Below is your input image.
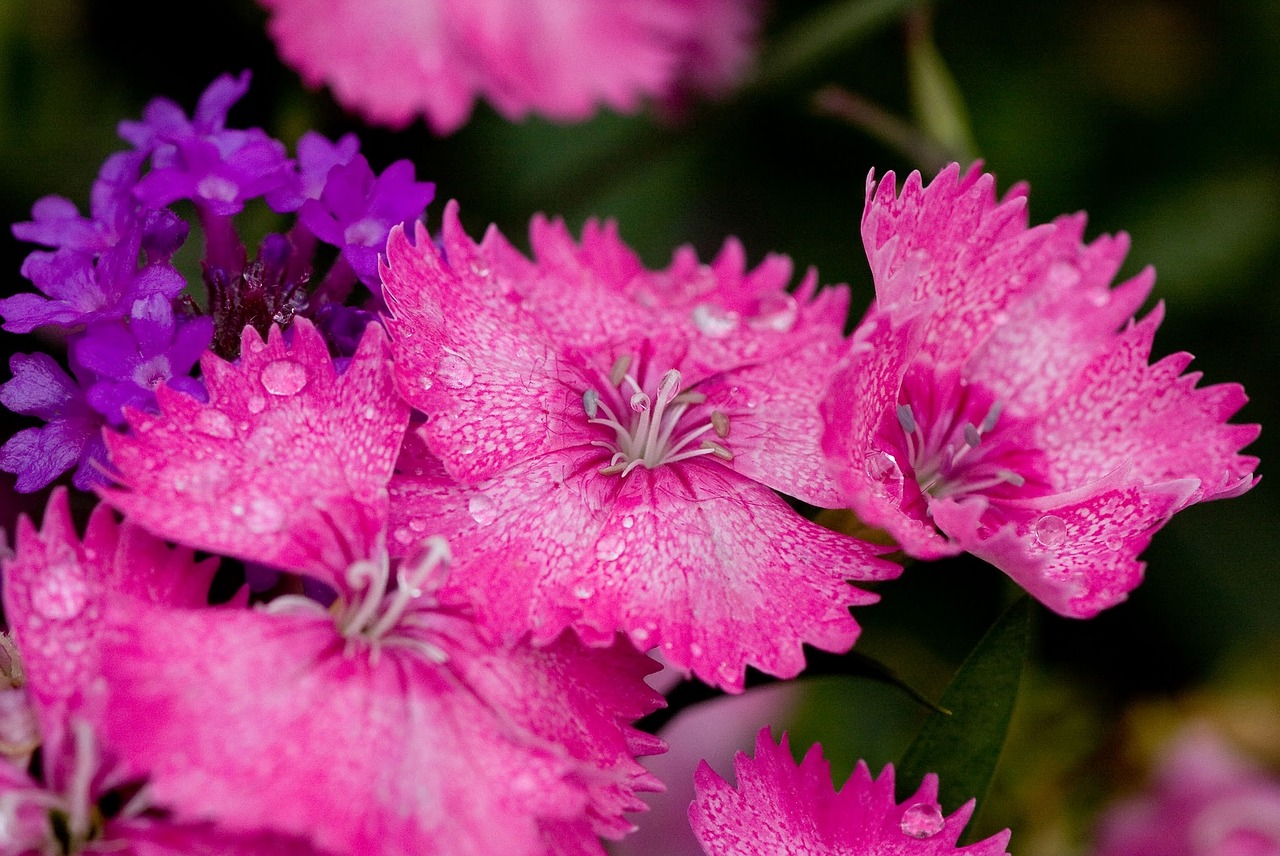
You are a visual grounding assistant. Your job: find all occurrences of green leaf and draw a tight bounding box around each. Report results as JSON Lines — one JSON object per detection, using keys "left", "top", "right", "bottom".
{"left": 896, "top": 597, "right": 1031, "bottom": 820}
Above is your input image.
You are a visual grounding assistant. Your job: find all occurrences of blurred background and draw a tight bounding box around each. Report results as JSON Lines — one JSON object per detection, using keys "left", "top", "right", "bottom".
{"left": 0, "top": 1, "right": 1276, "bottom": 853}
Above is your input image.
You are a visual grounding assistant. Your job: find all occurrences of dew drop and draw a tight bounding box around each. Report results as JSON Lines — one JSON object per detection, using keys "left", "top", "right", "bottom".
{"left": 747, "top": 293, "right": 799, "bottom": 332}
{"left": 437, "top": 354, "right": 475, "bottom": 389}
{"left": 420, "top": 377, "right": 434, "bottom": 391}
{"left": 247, "top": 395, "right": 266, "bottom": 414}
{"left": 195, "top": 409, "right": 235, "bottom": 440}
{"left": 260, "top": 360, "right": 308, "bottom": 396}
{"left": 690, "top": 643, "right": 704, "bottom": 658}
{"left": 621, "top": 515, "right": 635, "bottom": 529}
{"left": 244, "top": 497, "right": 285, "bottom": 535}
{"left": 572, "top": 586, "right": 593, "bottom": 600}
{"left": 691, "top": 303, "right": 740, "bottom": 338}
{"left": 393, "top": 527, "right": 413, "bottom": 545}
{"left": 595, "top": 534, "right": 626, "bottom": 561}
{"left": 864, "top": 450, "right": 904, "bottom": 501}
{"left": 1105, "top": 535, "right": 1124, "bottom": 552}
{"left": 467, "top": 495, "right": 498, "bottom": 526}
{"left": 632, "top": 627, "right": 649, "bottom": 642}
{"left": 30, "top": 562, "right": 89, "bottom": 621}
{"left": 1034, "top": 514, "right": 1067, "bottom": 548}
{"left": 408, "top": 518, "right": 428, "bottom": 533}
{"left": 900, "top": 803, "right": 945, "bottom": 839}
{"left": 363, "top": 406, "right": 376, "bottom": 420}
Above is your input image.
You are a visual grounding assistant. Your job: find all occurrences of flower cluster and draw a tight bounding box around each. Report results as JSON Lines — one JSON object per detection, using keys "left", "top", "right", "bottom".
{"left": 0, "top": 74, "right": 1260, "bottom": 854}
{"left": 0, "top": 72, "right": 434, "bottom": 494}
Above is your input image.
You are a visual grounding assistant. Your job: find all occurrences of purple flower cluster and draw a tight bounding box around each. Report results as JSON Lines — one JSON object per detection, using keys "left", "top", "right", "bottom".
{"left": 0, "top": 72, "right": 435, "bottom": 492}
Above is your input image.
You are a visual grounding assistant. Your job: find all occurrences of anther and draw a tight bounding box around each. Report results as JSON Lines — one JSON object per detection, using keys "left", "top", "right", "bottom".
{"left": 702, "top": 440, "right": 734, "bottom": 461}
{"left": 963, "top": 423, "right": 981, "bottom": 448}
{"left": 610, "top": 354, "right": 633, "bottom": 387}
{"left": 896, "top": 404, "right": 917, "bottom": 434}
{"left": 711, "top": 411, "right": 730, "bottom": 438}
{"left": 981, "top": 401, "right": 1003, "bottom": 433}
{"left": 673, "top": 391, "right": 707, "bottom": 406}
{"left": 583, "top": 389, "right": 600, "bottom": 419}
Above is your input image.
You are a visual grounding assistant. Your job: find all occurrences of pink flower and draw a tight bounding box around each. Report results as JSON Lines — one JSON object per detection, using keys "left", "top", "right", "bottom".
{"left": 98, "top": 319, "right": 666, "bottom": 856}
{"left": 689, "top": 728, "right": 1012, "bottom": 855}
{"left": 823, "top": 164, "right": 1259, "bottom": 618}
{"left": 0, "top": 490, "right": 319, "bottom": 855}
{"left": 256, "top": 0, "right": 761, "bottom": 133}
{"left": 381, "top": 205, "right": 897, "bottom": 691}
{"left": 1092, "top": 725, "right": 1280, "bottom": 856}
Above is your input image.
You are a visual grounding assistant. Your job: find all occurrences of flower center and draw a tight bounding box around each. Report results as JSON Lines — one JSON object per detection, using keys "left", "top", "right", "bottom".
{"left": 894, "top": 398, "right": 1026, "bottom": 500}
{"left": 583, "top": 354, "right": 732, "bottom": 477}
{"left": 263, "top": 537, "right": 452, "bottom": 664}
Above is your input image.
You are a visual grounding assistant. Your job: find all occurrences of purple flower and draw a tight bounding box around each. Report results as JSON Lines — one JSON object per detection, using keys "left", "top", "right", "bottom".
{"left": 0, "top": 230, "right": 187, "bottom": 333}
{"left": 133, "top": 134, "right": 291, "bottom": 218}
{"left": 118, "top": 70, "right": 252, "bottom": 155}
{"left": 0, "top": 353, "right": 108, "bottom": 492}
{"left": 266, "top": 130, "right": 361, "bottom": 213}
{"left": 72, "top": 294, "right": 212, "bottom": 424}
{"left": 11, "top": 151, "right": 147, "bottom": 257}
{"left": 299, "top": 154, "right": 434, "bottom": 291}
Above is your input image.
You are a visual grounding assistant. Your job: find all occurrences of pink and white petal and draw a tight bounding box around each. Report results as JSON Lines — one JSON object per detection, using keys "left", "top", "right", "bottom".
{"left": 935, "top": 471, "right": 1199, "bottom": 618}
{"left": 865, "top": 165, "right": 1108, "bottom": 375}
{"left": 1031, "top": 307, "right": 1258, "bottom": 502}
{"left": 696, "top": 330, "right": 849, "bottom": 508}
{"left": 690, "top": 729, "right": 1011, "bottom": 855}
{"left": 102, "top": 320, "right": 405, "bottom": 584}
{"left": 397, "top": 447, "right": 896, "bottom": 691}
{"left": 382, "top": 212, "right": 579, "bottom": 484}
{"left": 96, "top": 602, "right": 661, "bottom": 856}
{"left": 964, "top": 235, "right": 1155, "bottom": 418}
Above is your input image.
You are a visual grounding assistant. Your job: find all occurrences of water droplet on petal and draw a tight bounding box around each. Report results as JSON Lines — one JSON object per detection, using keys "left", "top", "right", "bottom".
{"left": 621, "top": 515, "right": 635, "bottom": 529}
{"left": 691, "top": 303, "right": 740, "bottom": 337}
{"left": 467, "top": 495, "right": 497, "bottom": 526}
{"left": 1034, "top": 514, "right": 1067, "bottom": 548}
{"left": 632, "top": 627, "right": 649, "bottom": 642}
{"left": 30, "top": 562, "right": 89, "bottom": 620}
{"left": 595, "top": 534, "right": 626, "bottom": 561}
{"left": 1105, "top": 535, "right": 1124, "bottom": 552}
{"left": 195, "top": 409, "right": 235, "bottom": 440}
{"left": 572, "top": 586, "right": 593, "bottom": 600}
{"left": 261, "top": 360, "right": 308, "bottom": 396}
{"left": 244, "top": 497, "right": 285, "bottom": 535}
{"left": 420, "top": 377, "right": 434, "bottom": 391}
{"left": 393, "top": 527, "right": 413, "bottom": 545}
{"left": 864, "top": 450, "right": 904, "bottom": 502}
{"left": 437, "top": 354, "right": 475, "bottom": 389}
{"left": 748, "top": 293, "right": 799, "bottom": 332}
{"left": 900, "top": 803, "right": 945, "bottom": 839}
{"left": 247, "top": 395, "right": 266, "bottom": 414}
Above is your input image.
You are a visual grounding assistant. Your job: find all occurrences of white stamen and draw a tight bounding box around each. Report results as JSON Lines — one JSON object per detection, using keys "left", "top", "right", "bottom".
{"left": 585, "top": 356, "right": 732, "bottom": 476}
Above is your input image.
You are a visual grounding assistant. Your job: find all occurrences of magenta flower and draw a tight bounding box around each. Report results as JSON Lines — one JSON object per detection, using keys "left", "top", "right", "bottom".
{"left": 823, "top": 164, "right": 1259, "bottom": 618}
{"left": 99, "top": 319, "right": 665, "bottom": 855}
{"left": 256, "top": 0, "right": 761, "bottom": 133}
{"left": 0, "top": 490, "right": 319, "bottom": 855}
{"left": 690, "top": 728, "right": 1012, "bottom": 855}
{"left": 1092, "top": 725, "right": 1280, "bottom": 856}
{"left": 381, "top": 206, "right": 896, "bottom": 691}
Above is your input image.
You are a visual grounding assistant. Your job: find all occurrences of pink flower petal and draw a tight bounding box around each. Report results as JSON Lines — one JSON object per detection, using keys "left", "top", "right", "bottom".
{"left": 257, "top": 0, "right": 759, "bottom": 132}
{"left": 102, "top": 319, "right": 407, "bottom": 587}
{"left": 392, "top": 447, "right": 894, "bottom": 691}
{"left": 95, "top": 599, "right": 663, "bottom": 856}
{"left": 690, "top": 728, "right": 1011, "bottom": 855}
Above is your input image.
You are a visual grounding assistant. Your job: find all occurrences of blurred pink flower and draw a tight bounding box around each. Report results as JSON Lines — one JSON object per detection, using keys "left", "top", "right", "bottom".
{"left": 823, "top": 163, "right": 1258, "bottom": 618}
{"left": 690, "top": 728, "right": 1012, "bottom": 855}
{"left": 257, "top": 0, "right": 761, "bottom": 133}
{"left": 1093, "top": 725, "right": 1280, "bottom": 856}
